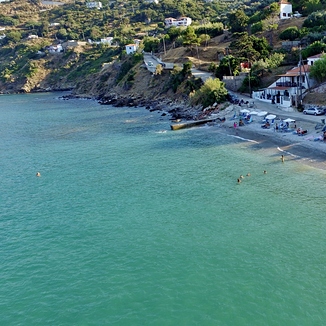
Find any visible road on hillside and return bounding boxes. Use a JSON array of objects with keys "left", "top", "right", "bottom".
[
  {"left": 143, "top": 53, "right": 160, "bottom": 73},
  {"left": 191, "top": 68, "right": 213, "bottom": 82},
  {"left": 143, "top": 54, "right": 213, "bottom": 81}
]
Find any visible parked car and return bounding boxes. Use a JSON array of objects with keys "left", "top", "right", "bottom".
[
  {"left": 292, "top": 11, "right": 302, "bottom": 18},
  {"left": 147, "top": 61, "right": 154, "bottom": 67},
  {"left": 303, "top": 107, "right": 324, "bottom": 115}
]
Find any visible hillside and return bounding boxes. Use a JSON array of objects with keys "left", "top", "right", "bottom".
[{"left": 1, "top": 0, "right": 326, "bottom": 109}]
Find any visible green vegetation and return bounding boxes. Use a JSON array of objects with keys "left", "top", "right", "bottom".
[
  {"left": 310, "top": 54, "right": 326, "bottom": 82},
  {"left": 2, "top": 0, "right": 326, "bottom": 104},
  {"left": 190, "top": 78, "right": 228, "bottom": 108}
]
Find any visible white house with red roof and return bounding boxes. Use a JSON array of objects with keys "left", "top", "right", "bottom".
[
  {"left": 125, "top": 44, "right": 138, "bottom": 55},
  {"left": 253, "top": 54, "right": 323, "bottom": 108}
]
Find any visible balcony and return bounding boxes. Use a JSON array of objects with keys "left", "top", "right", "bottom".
[{"left": 276, "top": 81, "right": 297, "bottom": 87}]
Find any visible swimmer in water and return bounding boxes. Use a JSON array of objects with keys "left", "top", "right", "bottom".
[
  {"left": 36, "top": 172, "right": 41, "bottom": 177},
  {"left": 237, "top": 178, "right": 241, "bottom": 183},
  {"left": 240, "top": 175, "right": 244, "bottom": 179},
  {"left": 263, "top": 170, "right": 267, "bottom": 174},
  {"left": 246, "top": 173, "right": 251, "bottom": 177}
]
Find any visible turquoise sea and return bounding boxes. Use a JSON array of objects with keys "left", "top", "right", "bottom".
[{"left": 1, "top": 93, "right": 325, "bottom": 325}]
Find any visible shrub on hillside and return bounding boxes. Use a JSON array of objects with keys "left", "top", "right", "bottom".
[
  {"left": 279, "top": 27, "right": 300, "bottom": 41},
  {"left": 190, "top": 77, "right": 228, "bottom": 108}
]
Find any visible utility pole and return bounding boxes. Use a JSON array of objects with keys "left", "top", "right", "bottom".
[
  {"left": 162, "top": 35, "right": 166, "bottom": 55},
  {"left": 299, "top": 45, "right": 302, "bottom": 107},
  {"left": 226, "top": 47, "right": 232, "bottom": 76},
  {"left": 248, "top": 59, "right": 251, "bottom": 97}
]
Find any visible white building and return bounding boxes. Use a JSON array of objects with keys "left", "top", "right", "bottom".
[
  {"left": 48, "top": 44, "right": 63, "bottom": 53},
  {"left": 144, "top": 0, "right": 159, "bottom": 3},
  {"left": 307, "top": 53, "right": 323, "bottom": 65},
  {"left": 100, "top": 37, "right": 114, "bottom": 45},
  {"left": 86, "top": 1, "right": 102, "bottom": 9},
  {"left": 253, "top": 54, "right": 323, "bottom": 108},
  {"left": 27, "top": 34, "right": 39, "bottom": 39},
  {"left": 164, "top": 17, "right": 192, "bottom": 28},
  {"left": 280, "top": 1, "right": 292, "bottom": 20},
  {"left": 125, "top": 44, "right": 138, "bottom": 54}
]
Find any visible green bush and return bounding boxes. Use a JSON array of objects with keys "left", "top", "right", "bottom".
[{"left": 279, "top": 26, "right": 300, "bottom": 41}]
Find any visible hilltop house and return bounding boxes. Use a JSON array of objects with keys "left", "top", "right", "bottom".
[
  {"left": 48, "top": 44, "right": 63, "bottom": 53},
  {"left": 253, "top": 54, "right": 323, "bottom": 108},
  {"left": 100, "top": 37, "right": 114, "bottom": 45},
  {"left": 164, "top": 17, "right": 192, "bottom": 28},
  {"left": 125, "top": 44, "right": 138, "bottom": 54},
  {"left": 27, "top": 34, "right": 39, "bottom": 39},
  {"left": 280, "top": 1, "right": 292, "bottom": 19},
  {"left": 86, "top": 1, "right": 102, "bottom": 9}
]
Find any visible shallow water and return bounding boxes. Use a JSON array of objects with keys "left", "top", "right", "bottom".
[{"left": 0, "top": 93, "right": 325, "bottom": 325}]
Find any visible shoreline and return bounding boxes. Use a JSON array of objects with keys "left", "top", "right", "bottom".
[
  {"left": 59, "top": 91, "right": 326, "bottom": 169},
  {"left": 213, "top": 108, "right": 326, "bottom": 170}
]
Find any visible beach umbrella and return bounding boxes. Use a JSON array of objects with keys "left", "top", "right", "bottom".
[
  {"left": 240, "top": 108, "right": 250, "bottom": 113},
  {"left": 283, "top": 118, "right": 295, "bottom": 123},
  {"left": 257, "top": 111, "right": 268, "bottom": 116},
  {"left": 265, "top": 114, "right": 276, "bottom": 120},
  {"left": 249, "top": 111, "right": 259, "bottom": 115}
]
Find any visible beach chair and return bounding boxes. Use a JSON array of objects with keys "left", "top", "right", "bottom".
[
  {"left": 245, "top": 116, "right": 253, "bottom": 124},
  {"left": 230, "top": 113, "right": 238, "bottom": 120}
]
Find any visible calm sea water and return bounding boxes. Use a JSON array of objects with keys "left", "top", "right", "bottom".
[{"left": 0, "top": 93, "right": 325, "bottom": 325}]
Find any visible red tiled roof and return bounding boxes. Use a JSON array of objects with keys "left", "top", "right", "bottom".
[{"left": 277, "top": 65, "right": 310, "bottom": 76}]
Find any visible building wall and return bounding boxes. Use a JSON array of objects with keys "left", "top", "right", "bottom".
[{"left": 280, "top": 3, "right": 292, "bottom": 19}]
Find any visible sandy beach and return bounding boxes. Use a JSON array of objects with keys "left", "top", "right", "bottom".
[{"left": 210, "top": 99, "right": 326, "bottom": 170}]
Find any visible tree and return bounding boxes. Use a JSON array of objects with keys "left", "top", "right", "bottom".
[
  {"left": 230, "top": 33, "right": 271, "bottom": 62},
  {"left": 6, "top": 31, "right": 22, "bottom": 43},
  {"left": 155, "top": 64, "right": 163, "bottom": 75},
  {"left": 228, "top": 10, "right": 249, "bottom": 33},
  {"left": 301, "top": 41, "right": 326, "bottom": 59},
  {"left": 310, "top": 54, "right": 326, "bottom": 82},
  {"left": 215, "top": 55, "right": 239, "bottom": 79},
  {"left": 143, "top": 36, "right": 160, "bottom": 52},
  {"left": 190, "top": 77, "right": 228, "bottom": 107},
  {"left": 182, "top": 26, "right": 200, "bottom": 48},
  {"left": 262, "top": 14, "right": 279, "bottom": 46}
]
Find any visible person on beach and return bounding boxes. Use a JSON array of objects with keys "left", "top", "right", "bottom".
[
  {"left": 281, "top": 155, "right": 284, "bottom": 163},
  {"left": 234, "top": 122, "right": 237, "bottom": 129}
]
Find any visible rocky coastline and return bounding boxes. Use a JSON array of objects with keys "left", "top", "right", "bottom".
[{"left": 60, "top": 91, "right": 202, "bottom": 121}]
